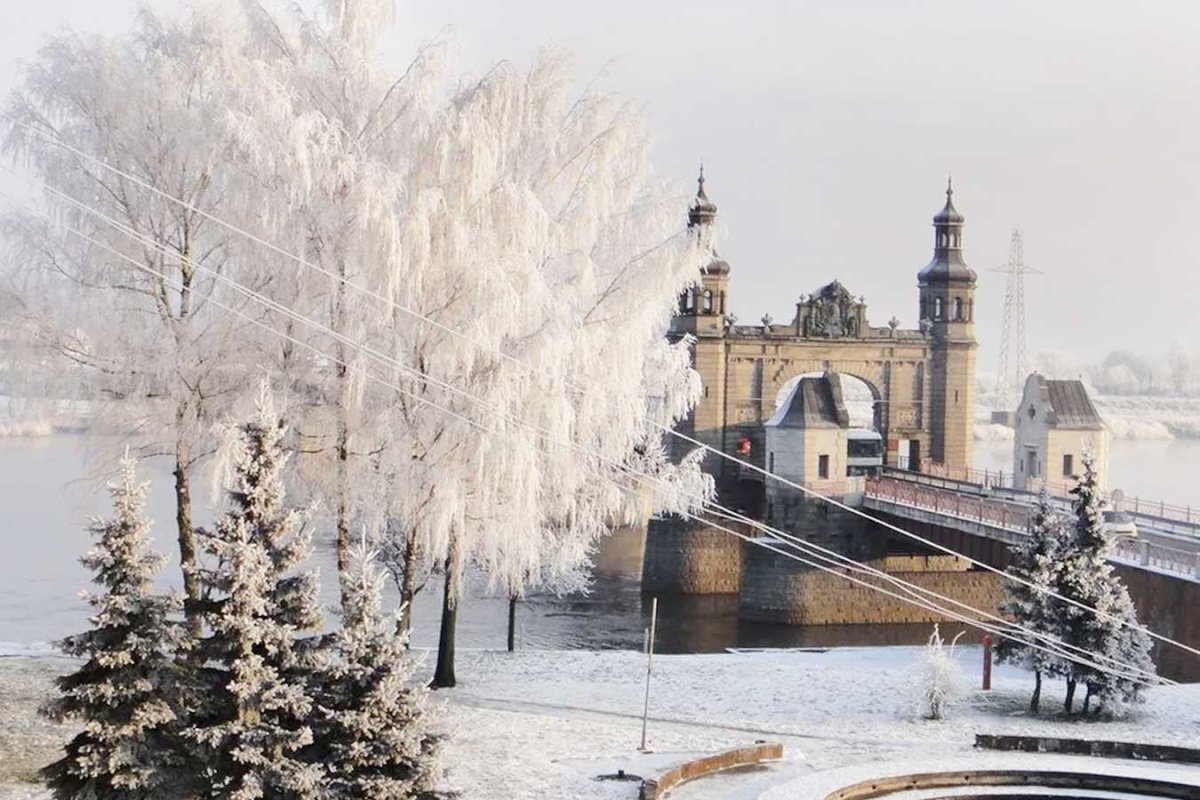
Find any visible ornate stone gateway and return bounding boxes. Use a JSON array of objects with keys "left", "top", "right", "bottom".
[{"left": 671, "top": 173, "right": 978, "bottom": 494}]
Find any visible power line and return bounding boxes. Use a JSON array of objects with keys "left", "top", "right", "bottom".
[
  {"left": 3, "top": 114, "right": 1193, "bottom": 666},
  {"left": 0, "top": 182, "right": 1167, "bottom": 686}
]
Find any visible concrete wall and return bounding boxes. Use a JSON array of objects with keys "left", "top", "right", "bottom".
[{"left": 1113, "top": 563, "right": 1200, "bottom": 683}]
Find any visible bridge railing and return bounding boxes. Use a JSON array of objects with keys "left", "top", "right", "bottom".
[
  {"left": 866, "top": 477, "right": 1200, "bottom": 580},
  {"left": 889, "top": 460, "right": 1200, "bottom": 536},
  {"left": 866, "top": 477, "right": 1033, "bottom": 532}
]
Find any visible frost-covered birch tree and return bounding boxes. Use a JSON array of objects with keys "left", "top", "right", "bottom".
[
  {"left": 996, "top": 489, "right": 1068, "bottom": 714},
  {"left": 398, "top": 54, "right": 712, "bottom": 687},
  {"left": 3, "top": 8, "right": 276, "bottom": 631},
  {"left": 40, "top": 454, "right": 182, "bottom": 800},
  {"left": 210, "top": 0, "right": 447, "bottom": 613}
]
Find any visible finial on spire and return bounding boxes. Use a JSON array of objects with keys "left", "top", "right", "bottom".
[
  {"left": 697, "top": 162, "right": 707, "bottom": 200},
  {"left": 946, "top": 173, "right": 953, "bottom": 198}
]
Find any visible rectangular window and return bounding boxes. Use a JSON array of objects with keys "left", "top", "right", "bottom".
[
  {"left": 818, "top": 454, "right": 830, "bottom": 479},
  {"left": 768, "top": 452, "right": 775, "bottom": 473},
  {"left": 1063, "top": 454, "right": 1073, "bottom": 477}
]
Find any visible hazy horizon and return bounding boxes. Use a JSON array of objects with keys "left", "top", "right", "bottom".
[{"left": 3, "top": 0, "right": 1197, "bottom": 370}]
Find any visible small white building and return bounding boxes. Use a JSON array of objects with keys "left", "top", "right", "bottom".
[
  {"left": 765, "top": 372, "right": 851, "bottom": 495},
  {"left": 1012, "top": 374, "right": 1109, "bottom": 493}
]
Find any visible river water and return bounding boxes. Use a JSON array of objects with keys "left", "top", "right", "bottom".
[{"left": 3, "top": 434, "right": 1198, "bottom": 654}]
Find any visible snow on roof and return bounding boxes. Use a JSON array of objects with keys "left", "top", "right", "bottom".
[
  {"left": 766, "top": 373, "right": 850, "bottom": 429},
  {"left": 1026, "top": 374, "right": 1105, "bottom": 430}
]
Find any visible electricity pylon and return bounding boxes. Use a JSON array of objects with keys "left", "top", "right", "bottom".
[{"left": 991, "top": 229, "right": 1042, "bottom": 410}]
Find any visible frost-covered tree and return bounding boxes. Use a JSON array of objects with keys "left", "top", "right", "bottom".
[
  {"left": 996, "top": 489, "right": 1068, "bottom": 714},
  {"left": 410, "top": 55, "right": 712, "bottom": 688},
  {"left": 185, "top": 388, "right": 325, "bottom": 798},
  {"left": 309, "top": 540, "right": 441, "bottom": 798},
  {"left": 3, "top": 6, "right": 276, "bottom": 632},
  {"left": 1053, "top": 451, "right": 1155, "bottom": 714},
  {"left": 914, "top": 625, "right": 965, "bottom": 720},
  {"left": 40, "top": 454, "right": 182, "bottom": 799}
]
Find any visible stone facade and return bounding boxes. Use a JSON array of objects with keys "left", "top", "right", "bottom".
[
  {"left": 641, "top": 516, "right": 746, "bottom": 595},
  {"left": 670, "top": 174, "right": 977, "bottom": 490},
  {"left": 738, "top": 547, "right": 1005, "bottom": 625},
  {"left": 1013, "top": 374, "right": 1110, "bottom": 493}
]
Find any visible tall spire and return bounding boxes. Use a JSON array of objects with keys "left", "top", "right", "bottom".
[
  {"left": 688, "top": 163, "right": 717, "bottom": 229},
  {"left": 685, "top": 165, "right": 729, "bottom": 277},
  {"left": 919, "top": 177, "right": 974, "bottom": 283}
]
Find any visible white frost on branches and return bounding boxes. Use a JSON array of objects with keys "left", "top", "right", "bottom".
[{"left": 913, "top": 625, "right": 966, "bottom": 721}]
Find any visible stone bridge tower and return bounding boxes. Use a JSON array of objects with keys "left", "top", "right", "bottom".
[{"left": 918, "top": 178, "right": 978, "bottom": 468}]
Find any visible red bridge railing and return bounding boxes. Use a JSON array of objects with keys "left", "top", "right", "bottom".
[{"left": 864, "top": 477, "right": 1200, "bottom": 580}]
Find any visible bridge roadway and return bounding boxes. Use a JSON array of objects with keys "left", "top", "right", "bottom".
[{"left": 862, "top": 470, "right": 1200, "bottom": 582}]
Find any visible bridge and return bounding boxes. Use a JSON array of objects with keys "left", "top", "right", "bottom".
[
  {"left": 864, "top": 470, "right": 1200, "bottom": 581},
  {"left": 861, "top": 469, "right": 1200, "bottom": 681}
]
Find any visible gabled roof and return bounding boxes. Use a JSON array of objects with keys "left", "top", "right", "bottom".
[
  {"left": 1045, "top": 379, "right": 1104, "bottom": 430},
  {"left": 1024, "top": 374, "right": 1105, "bottom": 430},
  {"left": 766, "top": 372, "right": 850, "bottom": 429}
]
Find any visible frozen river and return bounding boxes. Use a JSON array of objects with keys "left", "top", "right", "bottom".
[{"left": 3, "top": 434, "right": 1199, "bottom": 654}]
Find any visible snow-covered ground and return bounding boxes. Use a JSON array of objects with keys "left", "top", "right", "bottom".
[{"left": 4, "top": 646, "right": 1198, "bottom": 800}]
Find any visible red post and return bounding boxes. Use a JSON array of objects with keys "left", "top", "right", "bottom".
[{"left": 981, "top": 634, "right": 993, "bottom": 691}]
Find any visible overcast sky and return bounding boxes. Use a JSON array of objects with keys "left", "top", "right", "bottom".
[{"left": 3, "top": 0, "right": 1198, "bottom": 370}]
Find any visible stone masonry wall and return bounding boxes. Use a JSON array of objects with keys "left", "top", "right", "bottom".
[
  {"left": 739, "top": 542, "right": 1005, "bottom": 625},
  {"left": 642, "top": 516, "right": 745, "bottom": 594}
]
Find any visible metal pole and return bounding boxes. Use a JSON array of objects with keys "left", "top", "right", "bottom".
[{"left": 639, "top": 597, "right": 659, "bottom": 752}]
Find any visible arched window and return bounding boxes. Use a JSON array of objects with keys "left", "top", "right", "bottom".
[
  {"left": 952, "top": 297, "right": 962, "bottom": 321},
  {"left": 683, "top": 289, "right": 695, "bottom": 313},
  {"left": 933, "top": 296, "right": 943, "bottom": 320},
  {"left": 702, "top": 289, "right": 714, "bottom": 314}
]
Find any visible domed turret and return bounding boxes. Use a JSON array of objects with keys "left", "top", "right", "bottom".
[
  {"left": 672, "top": 166, "right": 731, "bottom": 339},
  {"left": 688, "top": 166, "right": 730, "bottom": 276},
  {"left": 918, "top": 176, "right": 976, "bottom": 284}
]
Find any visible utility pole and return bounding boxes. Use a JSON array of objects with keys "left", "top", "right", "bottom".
[{"left": 991, "top": 229, "right": 1043, "bottom": 411}]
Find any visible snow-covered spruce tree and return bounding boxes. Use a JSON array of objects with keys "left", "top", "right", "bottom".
[
  {"left": 185, "top": 388, "right": 325, "bottom": 798},
  {"left": 1053, "top": 451, "right": 1155, "bottom": 714},
  {"left": 3, "top": 5, "right": 279, "bottom": 633},
  {"left": 40, "top": 454, "right": 182, "bottom": 799},
  {"left": 309, "top": 540, "right": 440, "bottom": 798},
  {"left": 914, "top": 625, "right": 966, "bottom": 720},
  {"left": 996, "top": 489, "right": 1068, "bottom": 714}
]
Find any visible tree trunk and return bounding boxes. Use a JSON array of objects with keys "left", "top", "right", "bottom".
[
  {"left": 507, "top": 594, "right": 517, "bottom": 652},
  {"left": 335, "top": 401, "right": 350, "bottom": 611},
  {"left": 431, "top": 553, "right": 458, "bottom": 689},
  {"left": 397, "top": 527, "right": 419, "bottom": 643},
  {"left": 333, "top": 247, "right": 352, "bottom": 613},
  {"left": 1064, "top": 678, "right": 1077, "bottom": 714},
  {"left": 1082, "top": 684, "right": 1093, "bottom": 715},
  {"left": 174, "top": 424, "right": 201, "bottom": 638},
  {"left": 1030, "top": 670, "right": 1042, "bottom": 715}
]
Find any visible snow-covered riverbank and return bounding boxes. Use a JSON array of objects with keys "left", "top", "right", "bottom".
[{"left": 4, "top": 647, "right": 1198, "bottom": 799}]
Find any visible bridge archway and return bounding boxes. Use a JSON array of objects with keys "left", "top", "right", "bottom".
[
  {"left": 774, "top": 370, "right": 882, "bottom": 431},
  {"left": 669, "top": 175, "right": 978, "bottom": 491}
]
